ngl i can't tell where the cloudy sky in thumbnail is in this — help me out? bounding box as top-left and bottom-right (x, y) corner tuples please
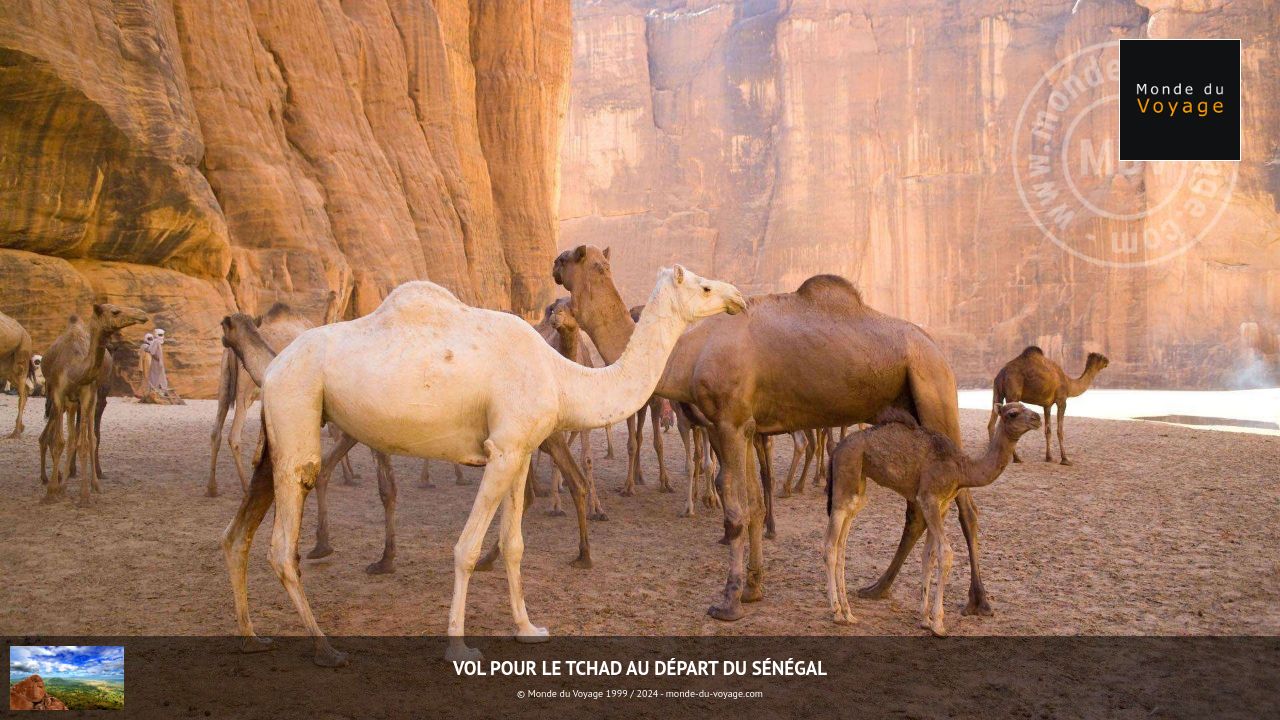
(9, 646), (124, 680)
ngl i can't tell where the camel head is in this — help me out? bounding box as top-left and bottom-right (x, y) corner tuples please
(662, 265), (746, 320)
(1085, 352), (1110, 372)
(545, 298), (578, 334)
(552, 244), (613, 295)
(93, 303), (147, 333)
(993, 402), (1041, 439)
(220, 313), (258, 349)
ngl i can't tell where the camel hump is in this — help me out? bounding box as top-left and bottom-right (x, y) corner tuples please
(796, 275), (865, 306)
(378, 280), (464, 318)
(258, 302), (295, 323)
(873, 407), (919, 428)
(1019, 345), (1044, 358)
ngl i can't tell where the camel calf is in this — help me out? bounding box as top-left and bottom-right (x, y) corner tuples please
(825, 403), (1040, 636)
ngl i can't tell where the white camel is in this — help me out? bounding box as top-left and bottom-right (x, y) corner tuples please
(222, 266), (745, 665)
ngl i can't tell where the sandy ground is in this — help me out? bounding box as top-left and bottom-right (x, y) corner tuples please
(0, 394), (1277, 638)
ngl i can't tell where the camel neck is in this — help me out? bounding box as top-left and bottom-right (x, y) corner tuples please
(557, 278), (686, 431)
(964, 428), (1019, 488)
(572, 281), (634, 365)
(83, 322), (107, 385)
(231, 330), (278, 386)
(1067, 364), (1102, 398)
(556, 328), (579, 361)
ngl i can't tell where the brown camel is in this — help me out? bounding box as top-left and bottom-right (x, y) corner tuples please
(53, 332), (127, 484)
(208, 302), (321, 496)
(989, 346), (1109, 465)
(39, 305), (147, 504)
(0, 310), (34, 438)
(826, 404), (1040, 635)
(418, 460), (466, 488)
(538, 298), (606, 520)
(554, 245), (985, 622)
(219, 313), (402, 574)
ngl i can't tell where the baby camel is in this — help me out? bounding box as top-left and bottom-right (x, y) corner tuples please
(223, 267), (744, 666)
(825, 403), (1041, 636)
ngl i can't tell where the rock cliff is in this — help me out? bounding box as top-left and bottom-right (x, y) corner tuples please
(560, 0), (1279, 388)
(0, 0), (571, 397)
(9, 675), (68, 711)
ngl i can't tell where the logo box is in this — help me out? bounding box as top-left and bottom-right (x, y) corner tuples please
(1119, 38), (1240, 161)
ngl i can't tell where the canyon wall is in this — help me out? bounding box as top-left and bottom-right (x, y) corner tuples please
(0, 0), (571, 397)
(560, 0), (1280, 388)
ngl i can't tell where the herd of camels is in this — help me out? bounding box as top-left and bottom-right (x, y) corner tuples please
(0, 244), (1113, 664)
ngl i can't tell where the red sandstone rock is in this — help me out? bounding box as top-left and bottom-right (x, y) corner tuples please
(10, 675), (66, 710)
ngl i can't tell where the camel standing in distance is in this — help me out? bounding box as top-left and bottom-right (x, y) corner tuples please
(39, 305), (147, 504)
(219, 314), (401, 574)
(826, 404), (1040, 635)
(1, 310), (34, 438)
(222, 268), (744, 665)
(989, 346), (1109, 465)
(554, 245), (982, 623)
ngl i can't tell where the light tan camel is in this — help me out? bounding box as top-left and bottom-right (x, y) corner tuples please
(554, 245), (981, 623)
(826, 404), (1040, 635)
(39, 305), (147, 505)
(0, 310), (34, 439)
(989, 346), (1109, 465)
(222, 269), (744, 665)
(219, 314), (402, 574)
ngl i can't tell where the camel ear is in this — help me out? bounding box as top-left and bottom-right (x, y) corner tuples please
(93, 304), (105, 317)
(573, 245), (587, 262)
(603, 246), (611, 260)
(673, 265), (686, 284)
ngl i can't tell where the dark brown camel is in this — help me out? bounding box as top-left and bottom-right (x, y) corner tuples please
(989, 346), (1109, 465)
(827, 404), (1040, 635)
(554, 245), (984, 622)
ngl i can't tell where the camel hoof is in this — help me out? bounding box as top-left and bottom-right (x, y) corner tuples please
(545, 509), (567, 517)
(445, 644), (483, 663)
(569, 555), (592, 570)
(618, 488), (634, 497)
(40, 492), (63, 505)
(588, 512), (609, 522)
(776, 490), (791, 499)
(240, 636), (274, 654)
(1060, 459), (1073, 466)
(5, 431), (21, 440)
(75, 497), (94, 509)
(314, 647), (349, 667)
(741, 585), (763, 603)
(658, 483), (674, 494)
(307, 544), (334, 560)
(515, 626), (550, 643)
(765, 528), (776, 540)
(205, 488), (219, 498)
(962, 598), (994, 617)
(420, 482), (437, 489)
(833, 611), (856, 626)
(678, 508), (695, 518)
(717, 534), (730, 545)
(365, 559), (395, 575)
(928, 623), (948, 638)
(857, 584), (890, 600)
(455, 478), (473, 487)
(707, 602), (745, 622)
(1012, 457), (1023, 464)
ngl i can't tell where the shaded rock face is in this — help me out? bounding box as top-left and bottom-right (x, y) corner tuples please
(0, 0), (571, 397)
(560, 0), (1280, 388)
(9, 675), (68, 710)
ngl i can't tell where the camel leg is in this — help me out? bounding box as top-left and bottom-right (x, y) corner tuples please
(622, 412), (641, 495)
(448, 441), (529, 662)
(814, 430), (829, 489)
(227, 386), (255, 494)
(365, 450), (397, 574)
(7, 354), (29, 438)
(221, 429), (276, 653)
(92, 392), (106, 484)
(498, 452), (548, 643)
(699, 428), (721, 510)
(339, 454), (357, 485)
(1042, 404), (1053, 462)
(779, 431), (802, 497)
(39, 415), (52, 485)
(42, 406), (67, 503)
(75, 391), (97, 506)
(858, 501), (925, 599)
(419, 460), (435, 488)
(753, 434), (776, 539)
(66, 405), (79, 478)
(956, 489), (992, 616)
(1057, 402), (1071, 465)
(546, 445), (566, 516)
(652, 402), (673, 492)
(545, 433), (595, 565)
(578, 428), (605, 520)
(679, 421), (697, 517)
(307, 432), (358, 560)
(207, 352), (236, 497)
(919, 499), (952, 636)
(707, 420), (760, 621)
(918, 525), (936, 629)
(796, 429), (816, 493)
(454, 464), (468, 485)
(603, 423), (615, 459)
